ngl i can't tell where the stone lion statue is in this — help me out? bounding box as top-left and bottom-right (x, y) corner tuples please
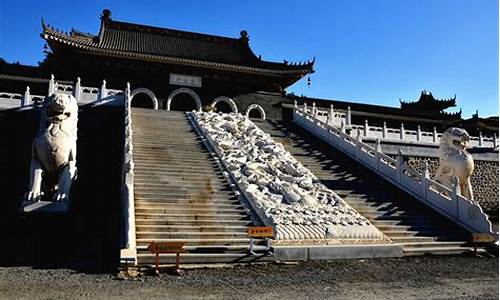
(434, 127), (474, 200)
(25, 93), (78, 203)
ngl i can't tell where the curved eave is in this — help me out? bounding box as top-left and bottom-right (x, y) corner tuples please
(42, 31), (313, 78)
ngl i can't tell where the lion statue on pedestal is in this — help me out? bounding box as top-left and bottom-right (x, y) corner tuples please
(434, 127), (474, 200)
(25, 93), (78, 204)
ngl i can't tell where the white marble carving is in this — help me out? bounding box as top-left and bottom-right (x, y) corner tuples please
(193, 112), (385, 242)
(434, 127), (475, 200)
(24, 93), (78, 207)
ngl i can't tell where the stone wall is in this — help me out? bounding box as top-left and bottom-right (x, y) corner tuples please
(405, 156), (499, 214)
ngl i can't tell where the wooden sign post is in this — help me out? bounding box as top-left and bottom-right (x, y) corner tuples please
(148, 241), (185, 275)
(248, 226), (274, 255)
(471, 233), (495, 255)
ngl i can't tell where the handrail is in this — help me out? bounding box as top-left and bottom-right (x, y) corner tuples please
(294, 107), (497, 239)
(312, 108), (497, 148)
(120, 84), (137, 264)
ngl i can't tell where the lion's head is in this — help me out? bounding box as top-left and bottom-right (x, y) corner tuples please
(440, 127), (470, 152)
(43, 93), (78, 124)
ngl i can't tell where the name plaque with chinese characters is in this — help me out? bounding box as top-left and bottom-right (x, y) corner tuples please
(169, 73), (202, 88)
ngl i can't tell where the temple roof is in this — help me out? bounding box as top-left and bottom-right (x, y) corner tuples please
(400, 90), (457, 112)
(41, 10), (314, 77)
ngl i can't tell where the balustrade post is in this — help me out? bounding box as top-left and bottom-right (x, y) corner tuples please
(356, 127), (362, 142)
(382, 122), (387, 139)
(22, 86), (31, 107)
(294, 99), (297, 108)
(312, 102), (316, 117)
(340, 120), (346, 134)
(48, 74), (55, 95)
(494, 134), (497, 148)
(364, 120), (369, 137)
(433, 127), (438, 143)
(74, 77), (81, 102)
(375, 138), (382, 152)
(329, 104), (334, 121)
(100, 79), (108, 101)
(421, 162), (430, 198)
(346, 106), (351, 125)
(396, 149), (404, 184)
(125, 82), (131, 108)
(478, 131), (483, 147)
(303, 102), (307, 114)
(416, 125), (421, 142)
(400, 123), (405, 140)
(453, 177), (460, 216)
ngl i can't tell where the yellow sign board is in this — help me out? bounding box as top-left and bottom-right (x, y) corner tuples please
(248, 226), (274, 238)
(148, 241), (185, 253)
(472, 234), (495, 243)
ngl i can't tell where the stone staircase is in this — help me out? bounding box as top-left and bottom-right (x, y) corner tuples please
(258, 119), (479, 256)
(131, 108), (266, 265)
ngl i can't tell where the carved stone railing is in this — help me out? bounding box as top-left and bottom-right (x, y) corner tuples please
(0, 75), (124, 110)
(119, 83), (137, 264)
(308, 104), (497, 149)
(294, 106), (497, 239)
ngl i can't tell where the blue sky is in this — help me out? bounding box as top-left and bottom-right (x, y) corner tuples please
(0, 0), (498, 117)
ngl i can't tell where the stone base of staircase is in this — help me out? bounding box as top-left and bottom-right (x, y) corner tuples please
(274, 244), (404, 261)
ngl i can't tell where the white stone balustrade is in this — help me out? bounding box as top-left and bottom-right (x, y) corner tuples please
(0, 75), (125, 110)
(120, 82), (137, 264)
(309, 105), (497, 149)
(294, 106), (497, 238)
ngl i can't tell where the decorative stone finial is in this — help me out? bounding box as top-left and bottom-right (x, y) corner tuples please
(239, 30), (249, 42)
(101, 9), (112, 21)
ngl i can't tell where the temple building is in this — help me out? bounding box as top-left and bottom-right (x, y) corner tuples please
(0, 9), (497, 134)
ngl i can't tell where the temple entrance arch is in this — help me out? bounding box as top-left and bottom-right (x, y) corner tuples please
(210, 96), (238, 113)
(166, 88), (202, 111)
(130, 88), (158, 109)
(245, 104), (266, 120)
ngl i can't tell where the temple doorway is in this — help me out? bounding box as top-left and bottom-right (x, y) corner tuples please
(130, 93), (156, 109)
(168, 93), (199, 111)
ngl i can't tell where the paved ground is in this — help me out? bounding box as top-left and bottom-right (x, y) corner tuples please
(0, 255), (497, 299)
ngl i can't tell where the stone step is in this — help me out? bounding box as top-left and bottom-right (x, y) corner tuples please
(136, 231), (249, 239)
(135, 207), (246, 215)
(135, 253), (272, 265)
(402, 246), (479, 256)
(134, 197), (239, 204)
(135, 218), (252, 226)
(395, 241), (468, 248)
(133, 168), (222, 174)
(134, 197), (240, 204)
(133, 158), (217, 166)
(133, 178), (229, 185)
(136, 238), (253, 247)
(135, 212), (250, 220)
(135, 224), (249, 233)
(134, 191), (235, 201)
(134, 174), (225, 180)
(135, 201), (244, 210)
(383, 230), (464, 238)
(374, 224), (454, 232)
(134, 183), (231, 191)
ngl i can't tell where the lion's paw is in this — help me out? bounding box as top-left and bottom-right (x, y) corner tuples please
(25, 191), (43, 202)
(53, 191), (68, 202)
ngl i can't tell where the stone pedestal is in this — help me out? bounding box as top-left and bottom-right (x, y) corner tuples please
(21, 200), (70, 213)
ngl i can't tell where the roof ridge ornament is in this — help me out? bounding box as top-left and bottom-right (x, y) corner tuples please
(101, 9), (112, 22)
(239, 30), (249, 43)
